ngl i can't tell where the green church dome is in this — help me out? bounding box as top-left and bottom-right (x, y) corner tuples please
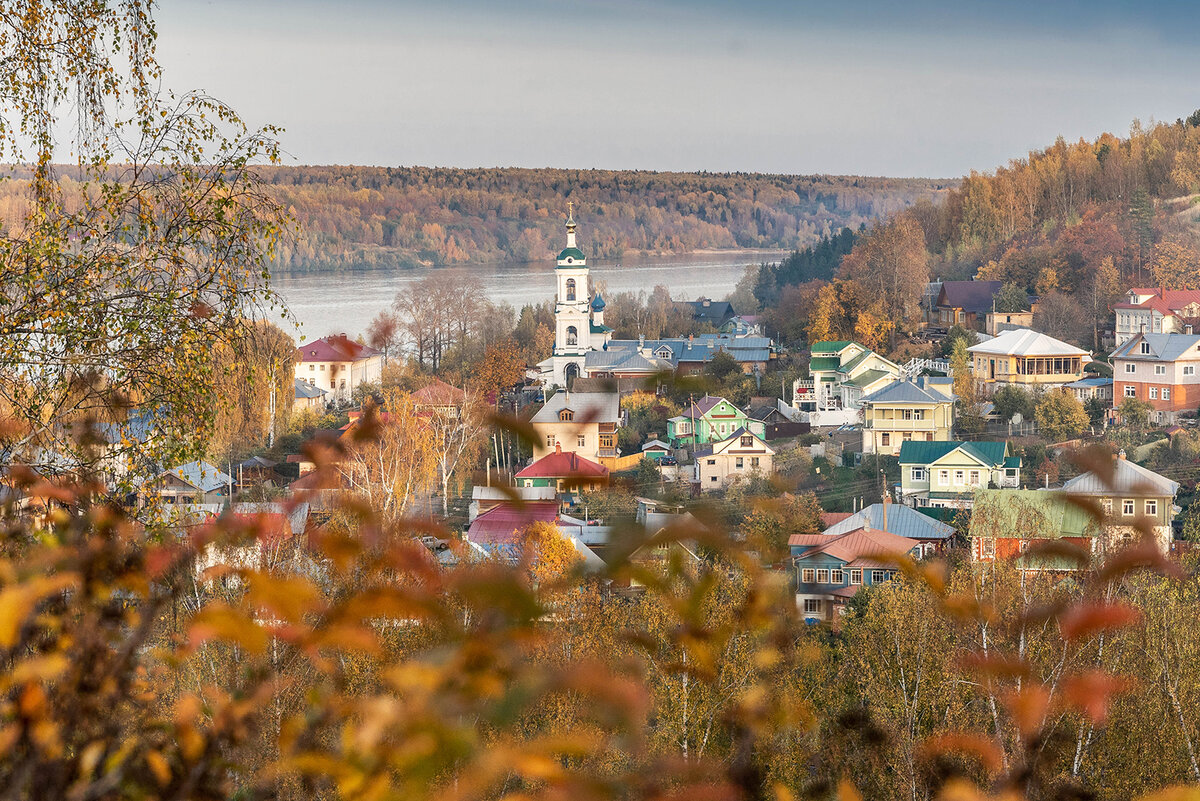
(556, 246), (586, 265)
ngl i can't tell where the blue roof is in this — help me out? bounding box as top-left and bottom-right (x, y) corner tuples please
(1064, 377), (1113, 388)
(591, 293), (606, 310)
(294, 378), (326, 399)
(167, 460), (233, 493)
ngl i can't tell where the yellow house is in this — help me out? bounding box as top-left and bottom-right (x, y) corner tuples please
(530, 390), (622, 462)
(860, 377), (956, 456)
(967, 328), (1089, 392)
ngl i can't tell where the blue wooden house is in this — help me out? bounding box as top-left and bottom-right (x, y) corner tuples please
(790, 527), (922, 624)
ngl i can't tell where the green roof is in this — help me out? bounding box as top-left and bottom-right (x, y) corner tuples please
(590, 322), (613, 334)
(1003, 456), (1021, 469)
(897, 440), (1009, 467)
(839, 351), (872, 373)
(809, 357), (841, 373)
(843, 369), (892, 389)
(811, 340), (854, 354)
(970, 489), (1096, 541)
(556, 247), (586, 264)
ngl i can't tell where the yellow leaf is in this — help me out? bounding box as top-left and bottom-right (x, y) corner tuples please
(145, 749), (171, 787)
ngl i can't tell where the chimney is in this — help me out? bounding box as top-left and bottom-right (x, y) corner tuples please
(1188, 325), (1194, 335)
(1118, 449), (1126, 460)
(555, 442), (562, 454)
(639, 334), (645, 348)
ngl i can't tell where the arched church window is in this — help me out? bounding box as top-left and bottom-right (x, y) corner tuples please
(566, 278), (576, 301)
(566, 326), (578, 346)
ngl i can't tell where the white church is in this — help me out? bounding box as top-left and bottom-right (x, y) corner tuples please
(536, 207), (613, 387)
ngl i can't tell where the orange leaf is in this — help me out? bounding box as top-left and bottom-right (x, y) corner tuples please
(1064, 670), (1129, 724)
(1059, 602), (1140, 640)
(1003, 685), (1049, 739)
(919, 733), (1003, 773)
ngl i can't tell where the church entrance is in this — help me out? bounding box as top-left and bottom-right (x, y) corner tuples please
(564, 362), (579, 388)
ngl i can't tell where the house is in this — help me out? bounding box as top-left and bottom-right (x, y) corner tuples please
(790, 527), (921, 623)
(820, 501), (956, 556)
(897, 440), (1021, 509)
(860, 376), (956, 456)
(969, 453), (1179, 566)
(666, 395), (765, 448)
(468, 485), (557, 522)
(1110, 333), (1200, 425)
(792, 340), (903, 427)
(142, 460), (232, 508)
(693, 428), (775, 490)
(1064, 376), (1114, 404)
(464, 500), (606, 568)
(967, 328), (1090, 392)
(935, 280), (1003, 330)
(530, 390), (621, 461)
(678, 297), (736, 329)
(294, 334), (383, 403)
(293, 378), (327, 412)
(985, 310), (1036, 336)
(1113, 288), (1200, 346)
(515, 445), (609, 503)
(640, 439), (672, 461)
(588, 334), (777, 379)
(412, 378), (467, 418)
(721, 314), (763, 336)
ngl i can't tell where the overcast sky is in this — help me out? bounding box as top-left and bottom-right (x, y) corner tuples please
(154, 0), (1200, 178)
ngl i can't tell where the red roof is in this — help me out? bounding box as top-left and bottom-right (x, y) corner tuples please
(412, 378), (466, 406)
(515, 449), (608, 480)
(790, 526), (919, 562)
(1113, 289), (1200, 315)
(466, 501), (560, 544)
(819, 512), (853, 529)
(296, 335), (380, 363)
(230, 512), (292, 546)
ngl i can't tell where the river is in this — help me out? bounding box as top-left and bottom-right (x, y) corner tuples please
(270, 249), (787, 341)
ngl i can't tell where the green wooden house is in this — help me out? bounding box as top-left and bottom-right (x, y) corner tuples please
(666, 395), (764, 448)
(897, 440), (1021, 509)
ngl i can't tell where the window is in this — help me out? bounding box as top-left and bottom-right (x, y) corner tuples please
(309, 364), (315, 371)
(566, 326), (578, 346)
(1122, 499), (1135, 516)
(803, 599), (821, 614)
(1146, 499), (1158, 517)
(707, 459), (716, 465)
(320, 364), (326, 371)
(969, 470), (980, 485)
(912, 467), (927, 482)
(1124, 385), (1137, 398)
(1141, 342), (1151, 354)
(750, 457), (760, 468)
(1125, 363), (1136, 373)
(546, 436), (555, 447)
(849, 569), (863, 585)
(816, 569), (830, 583)
(1101, 498), (1112, 516)
(1163, 387), (1171, 400)
(881, 433), (890, 446)
(599, 433), (614, 450)
(710, 476), (718, 482)
(577, 435), (586, 447)
(1185, 365), (1195, 376)
(565, 278), (576, 301)
(1154, 364), (1166, 375)
(801, 569), (815, 583)
(740, 435), (753, 447)
(1149, 387), (1158, 399)
(871, 569), (887, 584)
(831, 569), (844, 584)
(938, 470), (949, 487)
(559, 409), (574, 421)
(913, 409), (924, 420)
(954, 470), (965, 486)
(735, 457), (744, 469)
(979, 537), (995, 558)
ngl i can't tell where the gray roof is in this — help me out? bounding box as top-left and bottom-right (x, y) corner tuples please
(861, 377), (955, 405)
(822, 503), (956, 541)
(531, 390), (621, 424)
(1111, 333), (1200, 362)
(232, 500), (309, 536)
(1062, 457), (1179, 497)
(600, 334), (774, 369)
(1065, 377), (1113, 388)
(294, 378), (327, 399)
(167, 460), (233, 493)
(583, 348), (665, 373)
(968, 328), (1089, 357)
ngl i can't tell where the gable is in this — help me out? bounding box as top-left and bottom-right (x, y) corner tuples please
(928, 445), (993, 470)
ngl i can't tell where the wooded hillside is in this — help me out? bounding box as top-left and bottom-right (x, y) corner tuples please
(0, 165), (951, 272)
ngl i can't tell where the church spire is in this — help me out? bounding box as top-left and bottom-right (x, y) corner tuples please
(566, 201), (577, 248)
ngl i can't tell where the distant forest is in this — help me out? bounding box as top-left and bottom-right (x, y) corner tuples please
(0, 166), (952, 273)
(249, 167), (952, 272)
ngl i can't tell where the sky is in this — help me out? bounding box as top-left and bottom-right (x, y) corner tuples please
(154, 0), (1200, 178)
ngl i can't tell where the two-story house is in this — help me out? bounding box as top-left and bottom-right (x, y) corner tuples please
(693, 428), (775, 490)
(793, 340), (903, 427)
(531, 390), (622, 461)
(897, 440), (1021, 509)
(515, 445), (609, 505)
(935, 280), (1003, 330)
(967, 328), (1089, 393)
(1113, 288), (1200, 346)
(860, 376), (956, 456)
(294, 334), (383, 404)
(969, 453), (1178, 567)
(1110, 333), (1200, 425)
(790, 527), (922, 623)
(819, 501), (956, 557)
(666, 395), (765, 448)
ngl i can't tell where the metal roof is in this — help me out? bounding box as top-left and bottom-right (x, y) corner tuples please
(821, 503), (955, 541)
(1110, 333), (1200, 362)
(861, 377), (955, 405)
(897, 440), (1009, 467)
(967, 328), (1089, 357)
(166, 460), (233, 493)
(1061, 457), (1179, 497)
(531, 390), (621, 424)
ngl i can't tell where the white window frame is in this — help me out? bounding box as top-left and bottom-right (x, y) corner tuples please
(1155, 365), (1166, 375)
(1163, 387), (1171, 400)
(1185, 365), (1195, 376)
(1125, 363), (1136, 373)
(1146, 499), (1158, 517)
(831, 569), (844, 584)
(969, 470), (981, 485)
(912, 467), (928, 482)
(954, 470), (965, 486)
(803, 598), (821, 614)
(871, 569), (887, 584)
(980, 537), (995, 559)
(849, 569), (863, 585)
(1122, 499), (1135, 516)
(801, 568), (815, 583)
(938, 470), (949, 487)
(1101, 498), (1113, 516)
(816, 569), (830, 583)
(1149, 387), (1158, 399)
(1124, 385), (1137, 398)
